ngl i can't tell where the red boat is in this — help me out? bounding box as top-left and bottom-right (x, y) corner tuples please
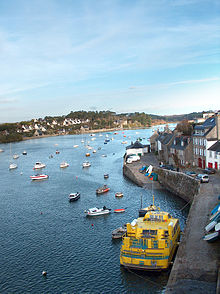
(96, 185), (110, 194)
(114, 209), (125, 213)
(30, 174), (49, 180)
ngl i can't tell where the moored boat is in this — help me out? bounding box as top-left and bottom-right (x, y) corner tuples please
(115, 192), (123, 198)
(34, 162), (46, 169)
(73, 145), (79, 148)
(69, 192), (80, 202)
(104, 174), (109, 179)
(0, 149), (4, 152)
(112, 225), (127, 239)
(56, 150), (60, 154)
(60, 162), (69, 168)
(85, 206), (111, 216)
(82, 161), (91, 168)
(120, 205), (180, 271)
(9, 163), (18, 170)
(96, 185), (110, 194)
(114, 209), (125, 213)
(86, 153), (90, 157)
(13, 154), (19, 159)
(30, 174), (49, 180)
(203, 231), (219, 242)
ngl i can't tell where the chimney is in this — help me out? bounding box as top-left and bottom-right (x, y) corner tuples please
(216, 114), (220, 140)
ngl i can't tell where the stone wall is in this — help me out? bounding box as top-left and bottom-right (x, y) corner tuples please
(154, 167), (200, 202)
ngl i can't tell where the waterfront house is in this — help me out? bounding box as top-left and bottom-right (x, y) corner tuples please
(149, 131), (159, 152)
(170, 136), (193, 167)
(157, 132), (175, 163)
(207, 141), (220, 170)
(126, 141), (150, 157)
(192, 113), (220, 168)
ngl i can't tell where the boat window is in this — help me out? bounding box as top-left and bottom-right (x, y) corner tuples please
(142, 230), (157, 235)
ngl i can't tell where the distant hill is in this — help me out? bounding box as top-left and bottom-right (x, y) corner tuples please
(149, 111), (209, 122)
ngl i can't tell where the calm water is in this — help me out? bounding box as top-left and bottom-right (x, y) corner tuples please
(0, 127), (188, 294)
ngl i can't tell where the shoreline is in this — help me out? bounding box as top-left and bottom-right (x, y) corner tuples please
(122, 154), (220, 293)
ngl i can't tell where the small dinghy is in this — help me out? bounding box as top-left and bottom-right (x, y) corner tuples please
(104, 174), (109, 179)
(211, 204), (220, 216)
(96, 185), (110, 194)
(215, 222), (220, 232)
(203, 231), (219, 243)
(114, 209), (125, 213)
(210, 209), (220, 221)
(205, 220), (218, 232)
(69, 192), (80, 202)
(112, 225), (127, 239)
(115, 192), (123, 198)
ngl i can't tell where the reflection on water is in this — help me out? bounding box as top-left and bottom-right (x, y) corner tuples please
(0, 127), (188, 294)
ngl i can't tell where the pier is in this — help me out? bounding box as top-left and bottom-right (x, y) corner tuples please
(123, 153), (220, 294)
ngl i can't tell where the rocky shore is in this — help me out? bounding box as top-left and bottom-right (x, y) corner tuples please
(123, 153), (220, 294)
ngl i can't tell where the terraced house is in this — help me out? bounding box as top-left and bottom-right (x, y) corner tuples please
(192, 112), (220, 168)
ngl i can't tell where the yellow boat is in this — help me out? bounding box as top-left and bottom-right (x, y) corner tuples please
(120, 201), (180, 271)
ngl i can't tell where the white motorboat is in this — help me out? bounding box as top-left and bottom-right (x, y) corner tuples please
(69, 192), (80, 202)
(81, 140), (84, 143)
(73, 145), (79, 148)
(34, 162), (46, 169)
(0, 149), (4, 152)
(60, 162), (69, 168)
(22, 150), (27, 155)
(9, 163), (17, 170)
(93, 149), (97, 153)
(82, 161), (91, 168)
(13, 154), (19, 159)
(85, 206), (111, 216)
(30, 174), (49, 180)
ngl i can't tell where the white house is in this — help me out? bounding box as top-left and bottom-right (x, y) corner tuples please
(207, 141), (220, 170)
(126, 141), (150, 156)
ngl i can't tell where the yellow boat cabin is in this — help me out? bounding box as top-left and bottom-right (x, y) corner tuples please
(120, 208), (180, 271)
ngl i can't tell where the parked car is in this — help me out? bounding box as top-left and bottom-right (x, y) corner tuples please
(185, 171), (197, 177)
(196, 174), (209, 183)
(160, 164), (175, 171)
(202, 168), (216, 174)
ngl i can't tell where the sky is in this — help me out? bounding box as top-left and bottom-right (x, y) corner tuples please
(0, 0), (219, 123)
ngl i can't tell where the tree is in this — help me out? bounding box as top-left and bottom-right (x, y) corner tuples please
(176, 120), (193, 136)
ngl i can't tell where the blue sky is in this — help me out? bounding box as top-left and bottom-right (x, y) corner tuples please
(0, 0), (219, 122)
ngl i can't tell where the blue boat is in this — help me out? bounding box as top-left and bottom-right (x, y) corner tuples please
(211, 203), (220, 215)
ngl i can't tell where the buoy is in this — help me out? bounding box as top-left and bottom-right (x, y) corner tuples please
(40, 212), (43, 215)
(91, 224), (94, 227)
(42, 271), (47, 276)
(20, 172), (23, 175)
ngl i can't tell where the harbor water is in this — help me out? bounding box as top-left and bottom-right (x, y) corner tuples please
(0, 128), (189, 293)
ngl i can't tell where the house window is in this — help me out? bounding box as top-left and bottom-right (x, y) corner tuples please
(200, 139), (202, 145)
(200, 149), (203, 156)
(215, 152), (218, 159)
(204, 149), (206, 156)
(209, 151), (212, 158)
(193, 147), (196, 154)
(193, 138), (195, 144)
(203, 140), (206, 146)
